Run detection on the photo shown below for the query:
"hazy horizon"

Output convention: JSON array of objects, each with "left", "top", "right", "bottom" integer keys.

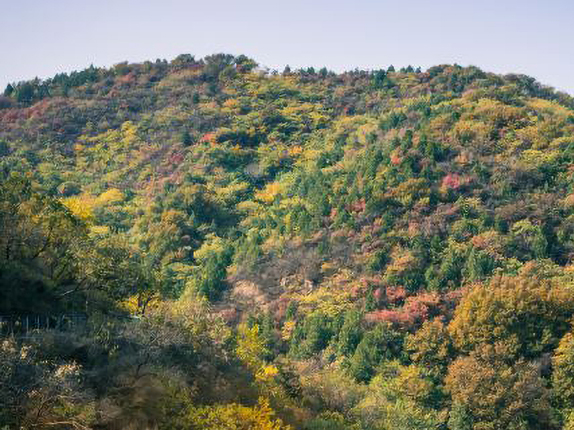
[{"left": 2, "top": 0, "right": 573, "bottom": 95}]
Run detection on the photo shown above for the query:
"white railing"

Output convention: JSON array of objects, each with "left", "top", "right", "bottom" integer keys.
[{"left": 0, "top": 313, "right": 88, "bottom": 338}]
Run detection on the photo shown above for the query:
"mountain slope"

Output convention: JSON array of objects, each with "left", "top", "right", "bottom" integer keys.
[{"left": 2, "top": 54, "right": 574, "bottom": 429}]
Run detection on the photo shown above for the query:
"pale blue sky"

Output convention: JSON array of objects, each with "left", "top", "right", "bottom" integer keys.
[{"left": 1, "top": 0, "right": 573, "bottom": 94}]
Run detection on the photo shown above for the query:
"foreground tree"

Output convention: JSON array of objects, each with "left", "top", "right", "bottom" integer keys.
[
  {"left": 449, "top": 275, "right": 574, "bottom": 358},
  {"left": 552, "top": 331, "right": 574, "bottom": 428},
  {"left": 446, "top": 343, "right": 554, "bottom": 430},
  {"left": 405, "top": 318, "right": 454, "bottom": 379}
]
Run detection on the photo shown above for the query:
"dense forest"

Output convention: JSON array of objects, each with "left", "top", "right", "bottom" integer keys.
[{"left": 1, "top": 53, "right": 574, "bottom": 429}]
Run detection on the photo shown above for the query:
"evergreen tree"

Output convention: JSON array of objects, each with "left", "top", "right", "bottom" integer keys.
[
  {"left": 349, "top": 324, "right": 403, "bottom": 382},
  {"left": 3, "top": 83, "right": 14, "bottom": 97},
  {"left": 180, "top": 130, "right": 192, "bottom": 146},
  {"left": 336, "top": 310, "right": 363, "bottom": 357},
  {"left": 365, "top": 288, "right": 376, "bottom": 312},
  {"left": 285, "top": 301, "right": 297, "bottom": 321}
]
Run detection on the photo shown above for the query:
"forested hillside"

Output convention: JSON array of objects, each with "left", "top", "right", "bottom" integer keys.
[{"left": 2, "top": 53, "right": 574, "bottom": 429}]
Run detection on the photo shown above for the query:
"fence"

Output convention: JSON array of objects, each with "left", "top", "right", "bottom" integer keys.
[{"left": 0, "top": 313, "right": 88, "bottom": 338}]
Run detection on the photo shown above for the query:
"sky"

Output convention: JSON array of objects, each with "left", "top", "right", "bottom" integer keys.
[{"left": 1, "top": 0, "right": 573, "bottom": 94}]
